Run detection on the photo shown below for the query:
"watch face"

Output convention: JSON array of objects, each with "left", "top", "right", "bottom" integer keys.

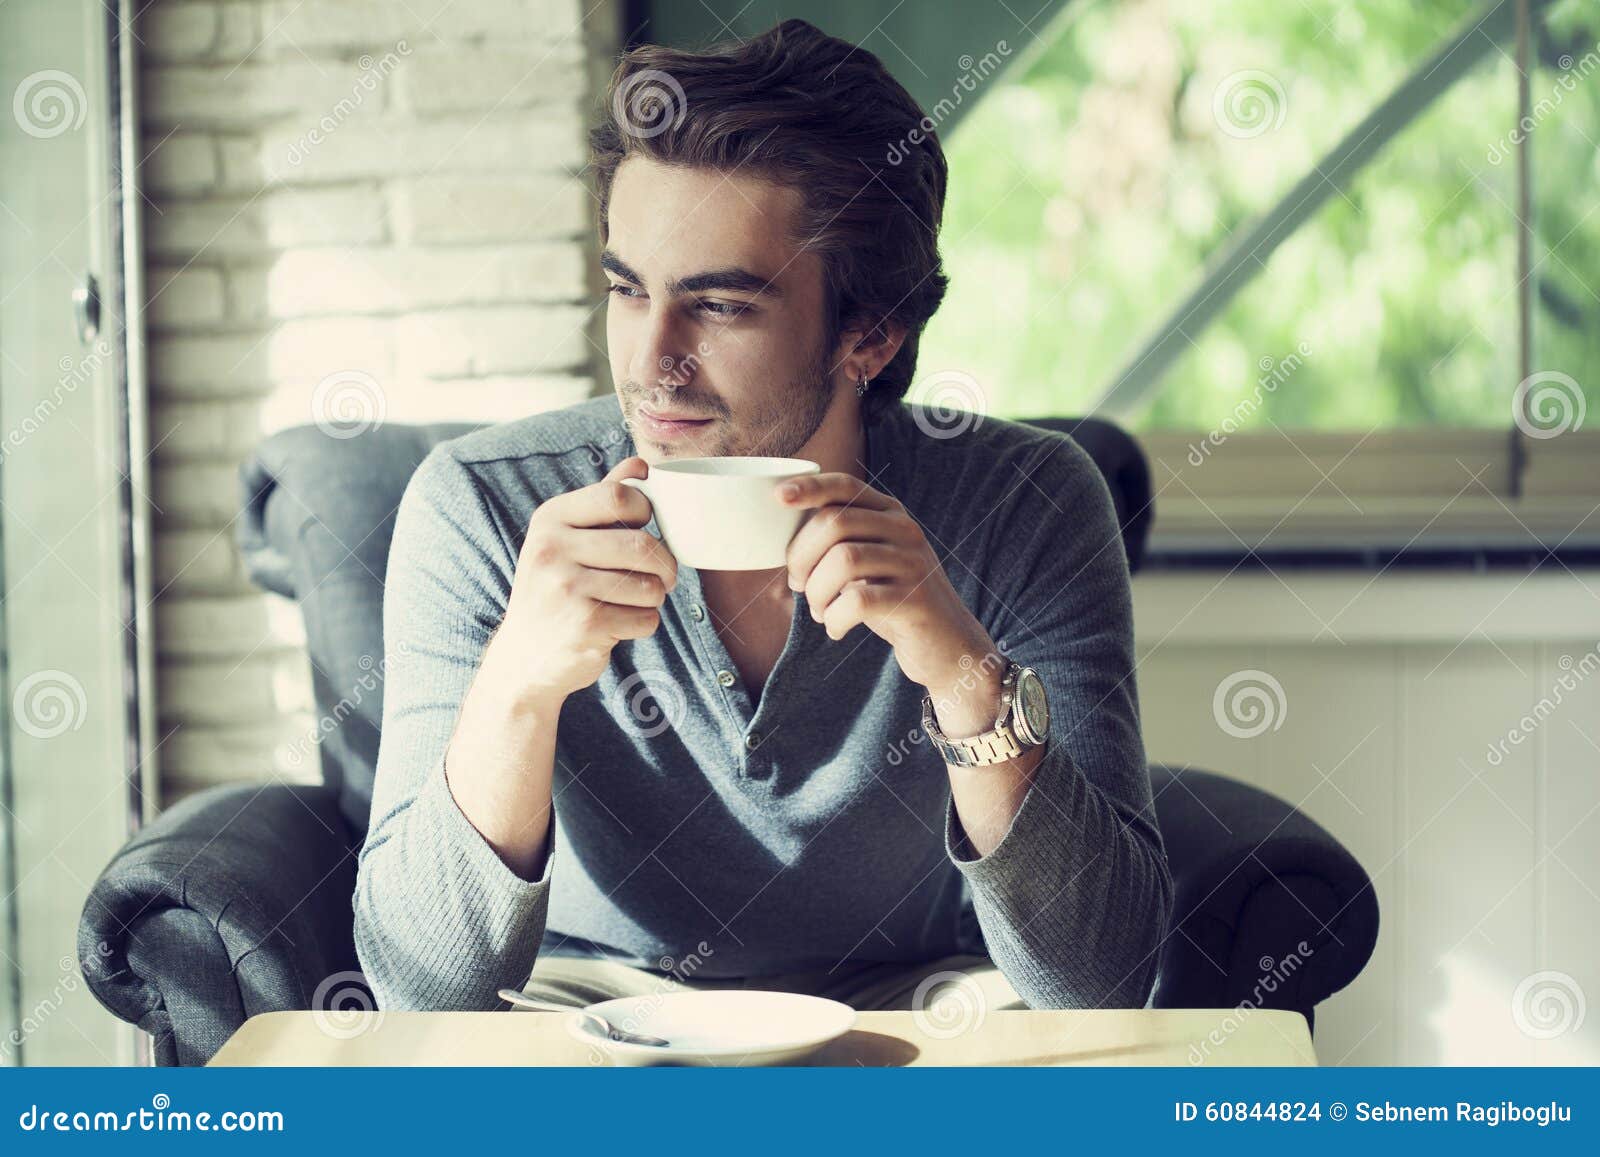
[{"left": 1016, "top": 668, "right": 1049, "bottom": 742}]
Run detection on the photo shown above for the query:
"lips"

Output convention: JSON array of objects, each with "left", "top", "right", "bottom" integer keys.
[{"left": 639, "top": 407, "right": 712, "bottom": 423}]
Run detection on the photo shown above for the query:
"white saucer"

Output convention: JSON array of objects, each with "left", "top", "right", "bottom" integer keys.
[{"left": 563, "top": 990, "right": 857, "bottom": 1066}]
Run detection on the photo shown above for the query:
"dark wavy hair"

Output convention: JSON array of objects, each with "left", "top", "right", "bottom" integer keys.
[{"left": 588, "top": 18, "right": 950, "bottom": 420}]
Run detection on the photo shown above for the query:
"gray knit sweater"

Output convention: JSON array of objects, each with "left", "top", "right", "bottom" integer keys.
[{"left": 354, "top": 394, "right": 1172, "bottom": 1010}]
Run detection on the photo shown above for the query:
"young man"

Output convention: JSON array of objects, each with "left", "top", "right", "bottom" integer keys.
[{"left": 355, "top": 19, "right": 1171, "bottom": 1015}]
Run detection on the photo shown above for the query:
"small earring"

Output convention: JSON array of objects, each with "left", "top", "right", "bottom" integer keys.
[{"left": 855, "top": 370, "right": 871, "bottom": 397}]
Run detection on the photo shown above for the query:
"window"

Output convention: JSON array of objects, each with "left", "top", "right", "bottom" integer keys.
[{"left": 919, "top": 0, "right": 1600, "bottom": 555}]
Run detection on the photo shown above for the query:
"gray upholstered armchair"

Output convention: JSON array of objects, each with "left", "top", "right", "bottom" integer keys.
[{"left": 78, "top": 413, "right": 1379, "bottom": 1065}]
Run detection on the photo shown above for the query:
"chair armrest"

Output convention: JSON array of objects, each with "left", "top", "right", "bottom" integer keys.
[
  {"left": 1148, "top": 765, "right": 1379, "bottom": 1023},
  {"left": 77, "top": 783, "right": 362, "bottom": 1066}
]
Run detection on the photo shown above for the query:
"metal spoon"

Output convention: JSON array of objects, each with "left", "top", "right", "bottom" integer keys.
[{"left": 497, "top": 988, "right": 671, "bottom": 1047}]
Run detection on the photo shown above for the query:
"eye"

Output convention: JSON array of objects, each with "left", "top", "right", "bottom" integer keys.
[
  {"left": 606, "top": 283, "right": 644, "bottom": 301},
  {"left": 697, "top": 300, "right": 751, "bottom": 318}
]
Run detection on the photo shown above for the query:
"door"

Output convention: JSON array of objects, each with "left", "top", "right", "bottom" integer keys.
[{"left": 0, "top": 0, "right": 151, "bottom": 1066}]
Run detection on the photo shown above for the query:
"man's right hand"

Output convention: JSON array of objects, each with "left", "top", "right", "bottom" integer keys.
[
  {"left": 442, "top": 456, "right": 676, "bottom": 882},
  {"left": 481, "top": 455, "right": 678, "bottom": 714}
]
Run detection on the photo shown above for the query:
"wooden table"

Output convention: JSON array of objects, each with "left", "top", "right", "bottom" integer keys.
[{"left": 209, "top": 1009, "right": 1317, "bottom": 1066}]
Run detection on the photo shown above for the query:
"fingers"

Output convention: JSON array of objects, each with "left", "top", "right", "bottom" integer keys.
[
  {"left": 776, "top": 472, "right": 899, "bottom": 512},
  {"left": 820, "top": 578, "right": 894, "bottom": 641},
  {"left": 561, "top": 563, "right": 670, "bottom": 609},
  {"left": 801, "top": 541, "right": 904, "bottom": 622},
  {"left": 583, "top": 599, "right": 662, "bottom": 641},
  {"left": 553, "top": 456, "right": 655, "bottom": 528},
  {"left": 785, "top": 505, "right": 904, "bottom": 592},
  {"left": 567, "top": 526, "right": 678, "bottom": 590}
]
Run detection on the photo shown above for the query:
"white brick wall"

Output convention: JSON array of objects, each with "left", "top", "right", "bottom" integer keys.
[{"left": 140, "top": 0, "right": 620, "bottom": 802}]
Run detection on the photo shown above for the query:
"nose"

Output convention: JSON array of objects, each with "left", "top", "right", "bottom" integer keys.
[{"left": 630, "top": 306, "right": 695, "bottom": 396}]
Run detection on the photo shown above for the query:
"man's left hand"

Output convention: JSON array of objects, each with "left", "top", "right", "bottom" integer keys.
[{"left": 778, "top": 472, "right": 999, "bottom": 694}]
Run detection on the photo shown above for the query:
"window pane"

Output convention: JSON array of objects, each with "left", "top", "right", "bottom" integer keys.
[
  {"left": 1528, "top": 0, "right": 1600, "bottom": 443},
  {"left": 919, "top": 0, "right": 1526, "bottom": 431}
]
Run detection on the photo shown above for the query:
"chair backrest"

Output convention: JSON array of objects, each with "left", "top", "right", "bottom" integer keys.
[{"left": 234, "top": 411, "right": 1152, "bottom": 836}]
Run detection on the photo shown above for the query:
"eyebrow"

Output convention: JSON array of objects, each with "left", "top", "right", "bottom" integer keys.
[{"left": 601, "top": 249, "right": 784, "bottom": 299}]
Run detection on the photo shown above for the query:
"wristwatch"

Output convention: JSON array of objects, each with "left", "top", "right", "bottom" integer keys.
[{"left": 920, "top": 662, "right": 1051, "bottom": 767}]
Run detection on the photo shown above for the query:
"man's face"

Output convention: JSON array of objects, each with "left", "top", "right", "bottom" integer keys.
[{"left": 603, "top": 157, "right": 843, "bottom": 461}]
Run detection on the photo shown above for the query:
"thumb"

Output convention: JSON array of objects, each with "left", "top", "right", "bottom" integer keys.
[{"left": 606, "top": 455, "right": 650, "bottom": 482}]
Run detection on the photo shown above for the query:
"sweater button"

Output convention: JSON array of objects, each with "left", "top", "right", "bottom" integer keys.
[
  {"left": 689, "top": 603, "right": 705, "bottom": 622},
  {"left": 716, "top": 669, "right": 736, "bottom": 688},
  {"left": 745, "top": 730, "right": 763, "bottom": 751}
]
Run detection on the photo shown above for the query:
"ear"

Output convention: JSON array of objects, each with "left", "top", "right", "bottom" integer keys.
[{"left": 834, "top": 315, "right": 908, "bottom": 381}]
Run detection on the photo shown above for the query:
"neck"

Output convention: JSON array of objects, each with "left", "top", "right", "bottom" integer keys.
[{"left": 792, "top": 388, "right": 870, "bottom": 480}]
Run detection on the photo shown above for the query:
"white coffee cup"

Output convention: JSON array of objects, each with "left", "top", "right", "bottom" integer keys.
[{"left": 620, "top": 456, "right": 822, "bottom": 571}]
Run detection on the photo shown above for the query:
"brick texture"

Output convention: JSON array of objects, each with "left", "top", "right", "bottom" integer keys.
[{"left": 139, "top": 0, "right": 620, "bottom": 803}]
